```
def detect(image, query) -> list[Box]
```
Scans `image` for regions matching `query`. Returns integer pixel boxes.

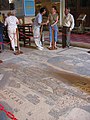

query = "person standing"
[0,12,3,23]
[2,13,6,23]
[0,21,3,63]
[4,12,22,55]
[33,7,46,50]
[62,8,74,48]
[0,21,4,52]
[46,6,59,48]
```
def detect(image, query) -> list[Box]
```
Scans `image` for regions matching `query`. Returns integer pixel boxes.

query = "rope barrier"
[0,27,90,47]
[0,104,17,120]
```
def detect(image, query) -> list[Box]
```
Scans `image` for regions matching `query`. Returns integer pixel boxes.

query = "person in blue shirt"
[33,7,47,50]
[0,21,4,52]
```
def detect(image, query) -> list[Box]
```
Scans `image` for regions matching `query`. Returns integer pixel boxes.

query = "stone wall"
[0,0,9,10]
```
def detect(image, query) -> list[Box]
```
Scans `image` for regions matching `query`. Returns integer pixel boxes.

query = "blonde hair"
[7,12,12,16]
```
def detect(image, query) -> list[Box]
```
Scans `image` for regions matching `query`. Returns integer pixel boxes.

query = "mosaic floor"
[0,46,90,120]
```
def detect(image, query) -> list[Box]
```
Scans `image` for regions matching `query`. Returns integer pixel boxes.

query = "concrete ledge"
[71,42,90,49]
[57,40,90,49]
[65,108,90,120]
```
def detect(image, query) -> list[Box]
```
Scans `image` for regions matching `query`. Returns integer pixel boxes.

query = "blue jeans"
[0,34,4,50]
[49,24,58,42]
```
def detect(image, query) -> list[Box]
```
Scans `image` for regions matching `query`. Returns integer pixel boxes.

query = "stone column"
[0,0,9,10]
[60,0,65,26]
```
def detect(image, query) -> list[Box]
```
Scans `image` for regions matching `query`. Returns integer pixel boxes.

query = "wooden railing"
[18,24,33,47]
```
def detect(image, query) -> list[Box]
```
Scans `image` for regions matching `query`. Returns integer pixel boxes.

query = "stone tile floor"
[0,46,90,120]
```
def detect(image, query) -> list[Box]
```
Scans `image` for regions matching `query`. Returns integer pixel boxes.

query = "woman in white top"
[5,12,22,55]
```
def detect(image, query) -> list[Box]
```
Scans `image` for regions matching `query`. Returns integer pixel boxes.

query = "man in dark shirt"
[0,21,4,52]
[0,22,3,63]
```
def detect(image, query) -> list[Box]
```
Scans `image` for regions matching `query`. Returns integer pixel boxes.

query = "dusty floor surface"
[0,46,90,120]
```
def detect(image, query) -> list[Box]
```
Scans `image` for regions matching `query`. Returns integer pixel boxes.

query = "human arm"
[40,22,47,26]
[37,14,46,26]
[16,17,19,25]
[70,15,74,31]
[45,16,50,25]
[4,18,8,26]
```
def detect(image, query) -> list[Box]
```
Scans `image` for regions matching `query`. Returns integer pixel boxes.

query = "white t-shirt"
[5,15,19,30]
[63,13,74,30]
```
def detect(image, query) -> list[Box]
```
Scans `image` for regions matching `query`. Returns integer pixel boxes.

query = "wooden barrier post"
[14,28,23,55]
[49,28,56,50]
[17,28,20,51]
[52,29,55,49]
[40,25,43,46]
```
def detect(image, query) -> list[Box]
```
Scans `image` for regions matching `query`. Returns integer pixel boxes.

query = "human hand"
[69,28,72,31]
[45,22,48,25]
[43,22,47,25]
[51,24,54,27]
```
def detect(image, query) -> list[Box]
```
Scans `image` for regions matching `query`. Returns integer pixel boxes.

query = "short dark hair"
[52,6,57,11]
[40,7,46,13]
[66,7,70,12]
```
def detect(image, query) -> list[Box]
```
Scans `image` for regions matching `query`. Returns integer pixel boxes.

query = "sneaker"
[14,51,20,55]
[55,46,58,49]
[48,46,52,48]
[67,45,70,48]
[37,46,43,50]
[62,46,66,48]
[17,50,23,54]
